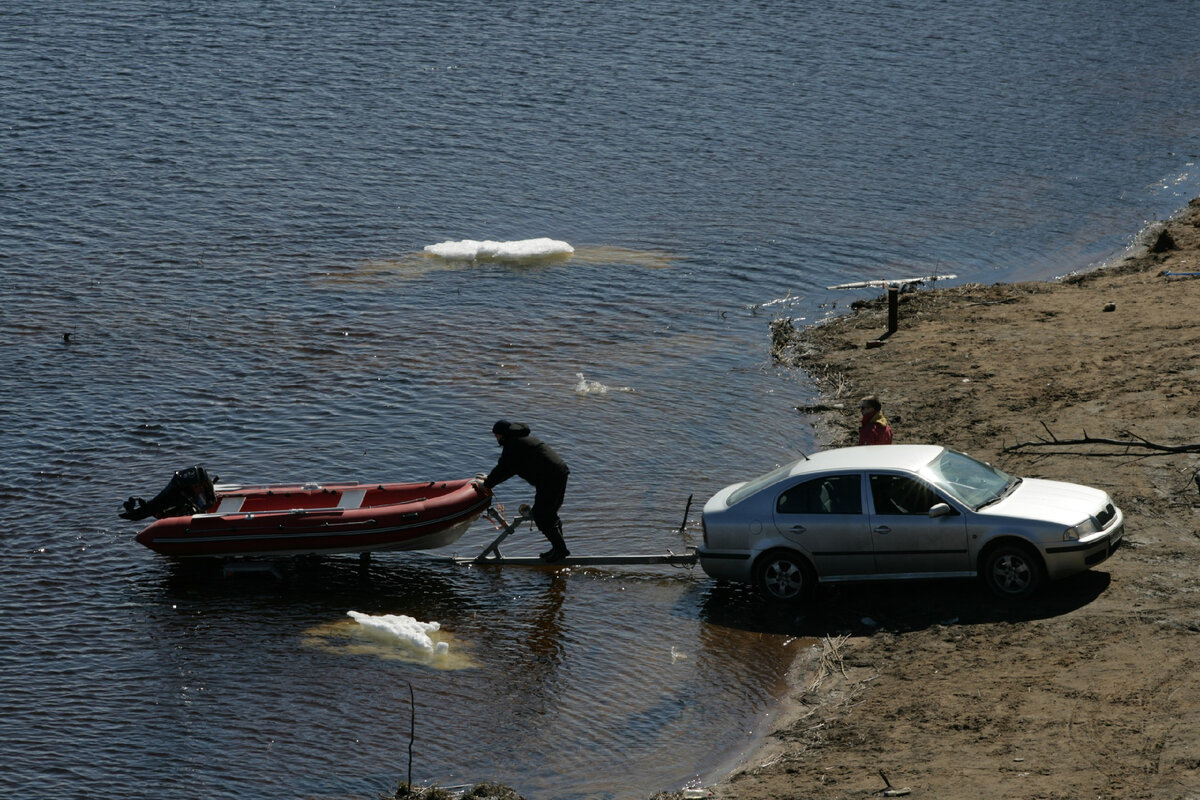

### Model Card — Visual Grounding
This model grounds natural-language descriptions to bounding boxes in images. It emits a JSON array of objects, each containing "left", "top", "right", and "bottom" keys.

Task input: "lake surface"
[{"left": 2, "top": 1, "right": 1199, "bottom": 798}]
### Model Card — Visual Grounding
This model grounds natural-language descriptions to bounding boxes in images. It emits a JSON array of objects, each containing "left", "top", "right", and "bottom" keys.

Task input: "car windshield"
[
  {"left": 924, "top": 449, "right": 1016, "bottom": 510},
  {"left": 726, "top": 460, "right": 803, "bottom": 507}
]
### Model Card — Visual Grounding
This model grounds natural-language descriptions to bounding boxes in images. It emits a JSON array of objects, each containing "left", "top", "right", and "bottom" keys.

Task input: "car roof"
[{"left": 786, "top": 444, "right": 946, "bottom": 476}]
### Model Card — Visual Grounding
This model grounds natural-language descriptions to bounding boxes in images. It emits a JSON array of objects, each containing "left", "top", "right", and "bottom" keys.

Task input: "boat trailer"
[
  {"left": 213, "top": 498, "right": 699, "bottom": 579},
  {"left": 453, "top": 501, "right": 699, "bottom": 568}
]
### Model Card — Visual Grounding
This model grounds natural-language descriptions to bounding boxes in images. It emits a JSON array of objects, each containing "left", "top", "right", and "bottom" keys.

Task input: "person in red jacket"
[{"left": 858, "top": 395, "right": 894, "bottom": 445}]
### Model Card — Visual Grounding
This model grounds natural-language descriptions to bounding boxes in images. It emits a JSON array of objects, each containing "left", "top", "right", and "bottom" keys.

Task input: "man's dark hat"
[{"left": 492, "top": 420, "right": 509, "bottom": 436}]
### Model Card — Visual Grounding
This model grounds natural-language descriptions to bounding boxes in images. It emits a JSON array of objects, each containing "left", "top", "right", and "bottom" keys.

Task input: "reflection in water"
[
  {"left": 524, "top": 572, "right": 568, "bottom": 670},
  {"left": 695, "top": 581, "right": 816, "bottom": 637},
  {"left": 324, "top": 245, "right": 676, "bottom": 285},
  {"left": 564, "top": 246, "right": 677, "bottom": 270}
]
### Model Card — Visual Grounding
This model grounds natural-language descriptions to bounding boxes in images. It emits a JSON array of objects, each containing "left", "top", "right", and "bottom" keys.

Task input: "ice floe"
[
  {"left": 347, "top": 610, "right": 449, "bottom": 655},
  {"left": 423, "top": 237, "right": 574, "bottom": 261}
]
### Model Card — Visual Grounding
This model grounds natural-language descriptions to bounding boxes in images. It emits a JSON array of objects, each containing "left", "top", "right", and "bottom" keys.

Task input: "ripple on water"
[{"left": 6, "top": 1, "right": 1200, "bottom": 797}]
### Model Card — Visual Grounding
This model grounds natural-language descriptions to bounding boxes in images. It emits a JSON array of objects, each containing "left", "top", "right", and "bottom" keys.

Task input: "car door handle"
[
  {"left": 789, "top": 525, "right": 807, "bottom": 533},
  {"left": 873, "top": 526, "right": 892, "bottom": 534}
]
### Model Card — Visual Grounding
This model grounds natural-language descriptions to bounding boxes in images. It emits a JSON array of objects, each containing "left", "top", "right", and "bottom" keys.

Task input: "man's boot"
[{"left": 540, "top": 520, "right": 570, "bottom": 562}]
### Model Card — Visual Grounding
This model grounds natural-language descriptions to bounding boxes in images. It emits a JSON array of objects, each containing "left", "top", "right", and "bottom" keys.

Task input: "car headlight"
[{"left": 1063, "top": 518, "right": 1099, "bottom": 541}]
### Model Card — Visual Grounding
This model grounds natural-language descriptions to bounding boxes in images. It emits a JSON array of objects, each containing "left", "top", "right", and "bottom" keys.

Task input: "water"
[{"left": 2, "top": 1, "right": 1199, "bottom": 798}]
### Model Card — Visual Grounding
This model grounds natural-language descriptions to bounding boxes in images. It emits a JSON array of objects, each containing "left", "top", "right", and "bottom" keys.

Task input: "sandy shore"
[{"left": 702, "top": 199, "right": 1200, "bottom": 799}]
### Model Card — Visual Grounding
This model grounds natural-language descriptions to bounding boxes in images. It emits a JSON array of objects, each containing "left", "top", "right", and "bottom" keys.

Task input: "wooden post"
[{"left": 887, "top": 286, "right": 899, "bottom": 334}]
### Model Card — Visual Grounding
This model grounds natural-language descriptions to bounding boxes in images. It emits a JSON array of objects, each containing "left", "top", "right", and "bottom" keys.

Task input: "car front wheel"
[
  {"left": 755, "top": 549, "right": 814, "bottom": 603},
  {"left": 981, "top": 542, "right": 1045, "bottom": 599}
]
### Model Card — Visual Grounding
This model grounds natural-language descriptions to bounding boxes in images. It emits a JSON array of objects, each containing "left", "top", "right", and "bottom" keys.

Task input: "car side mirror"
[{"left": 929, "top": 503, "right": 956, "bottom": 518}]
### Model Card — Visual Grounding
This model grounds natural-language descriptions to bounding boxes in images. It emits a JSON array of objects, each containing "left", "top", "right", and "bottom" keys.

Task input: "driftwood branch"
[{"left": 1004, "top": 425, "right": 1200, "bottom": 456}]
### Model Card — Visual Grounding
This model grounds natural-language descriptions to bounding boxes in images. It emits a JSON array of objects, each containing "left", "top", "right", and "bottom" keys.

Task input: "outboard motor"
[{"left": 120, "top": 466, "right": 218, "bottom": 521}]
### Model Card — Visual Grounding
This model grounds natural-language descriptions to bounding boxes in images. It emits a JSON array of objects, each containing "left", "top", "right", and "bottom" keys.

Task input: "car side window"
[
  {"left": 869, "top": 474, "right": 942, "bottom": 515},
  {"left": 777, "top": 475, "right": 862, "bottom": 515}
]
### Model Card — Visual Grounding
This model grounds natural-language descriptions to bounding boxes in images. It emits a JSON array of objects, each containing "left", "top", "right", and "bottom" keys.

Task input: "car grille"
[{"left": 1096, "top": 503, "right": 1116, "bottom": 528}]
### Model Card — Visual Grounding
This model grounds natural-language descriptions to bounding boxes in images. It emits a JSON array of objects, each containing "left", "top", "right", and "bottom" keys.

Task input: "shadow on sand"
[{"left": 695, "top": 570, "right": 1112, "bottom": 638}]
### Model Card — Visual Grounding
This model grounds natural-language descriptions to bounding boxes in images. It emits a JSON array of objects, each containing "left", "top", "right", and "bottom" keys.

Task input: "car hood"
[{"left": 980, "top": 477, "right": 1110, "bottom": 525}]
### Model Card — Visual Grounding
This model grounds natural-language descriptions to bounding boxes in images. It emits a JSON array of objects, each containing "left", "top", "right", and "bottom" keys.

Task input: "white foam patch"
[
  {"left": 347, "top": 611, "right": 450, "bottom": 654},
  {"left": 574, "top": 372, "right": 635, "bottom": 395},
  {"left": 423, "top": 237, "right": 574, "bottom": 261},
  {"left": 752, "top": 291, "right": 803, "bottom": 311}
]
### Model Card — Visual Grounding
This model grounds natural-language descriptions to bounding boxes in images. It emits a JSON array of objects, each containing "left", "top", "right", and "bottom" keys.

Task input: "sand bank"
[{"left": 706, "top": 198, "right": 1200, "bottom": 799}]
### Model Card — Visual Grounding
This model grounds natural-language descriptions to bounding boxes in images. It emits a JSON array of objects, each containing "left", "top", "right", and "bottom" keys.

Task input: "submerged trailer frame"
[{"left": 453, "top": 503, "right": 699, "bottom": 568}]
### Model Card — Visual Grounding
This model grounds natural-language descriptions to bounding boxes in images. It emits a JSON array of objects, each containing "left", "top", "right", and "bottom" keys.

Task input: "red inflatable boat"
[{"left": 121, "top": 467, "right": 491, "bottom": 558}]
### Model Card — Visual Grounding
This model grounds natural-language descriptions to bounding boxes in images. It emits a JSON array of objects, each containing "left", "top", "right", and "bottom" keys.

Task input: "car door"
[
  {"left": 867, "top": 473, "right": 970, "bottom": 576},
  {"left": 772, "top": 473, "right": 875, "bottom": 577}
]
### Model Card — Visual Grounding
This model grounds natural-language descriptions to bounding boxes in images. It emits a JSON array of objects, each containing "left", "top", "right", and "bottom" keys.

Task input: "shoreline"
[{"left": 702, "top": 198, "right": 1200, "bottom": 799}]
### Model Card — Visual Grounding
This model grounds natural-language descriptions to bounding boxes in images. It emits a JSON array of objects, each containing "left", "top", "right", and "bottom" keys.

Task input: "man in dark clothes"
[{"left": 479, "top": 420, "right": 571, "bottom": 562}]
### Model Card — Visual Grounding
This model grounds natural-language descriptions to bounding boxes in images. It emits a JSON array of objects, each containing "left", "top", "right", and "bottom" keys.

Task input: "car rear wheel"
[
  {"left": 981, "top": 542, "right": 1045, "bottom": 599},
  {"left": 755, "top": 549, "right": 815, "bottom": 603}
]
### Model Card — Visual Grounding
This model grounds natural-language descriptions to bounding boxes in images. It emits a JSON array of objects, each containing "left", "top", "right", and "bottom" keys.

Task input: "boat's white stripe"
[{"left": 216, "top": 496, "right": 245, "bottom": 513}]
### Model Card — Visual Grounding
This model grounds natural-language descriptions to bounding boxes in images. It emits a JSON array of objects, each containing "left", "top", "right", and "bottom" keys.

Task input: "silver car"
[{"left": 698, "top": 445, "right": 1123, "bottom": 602}]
